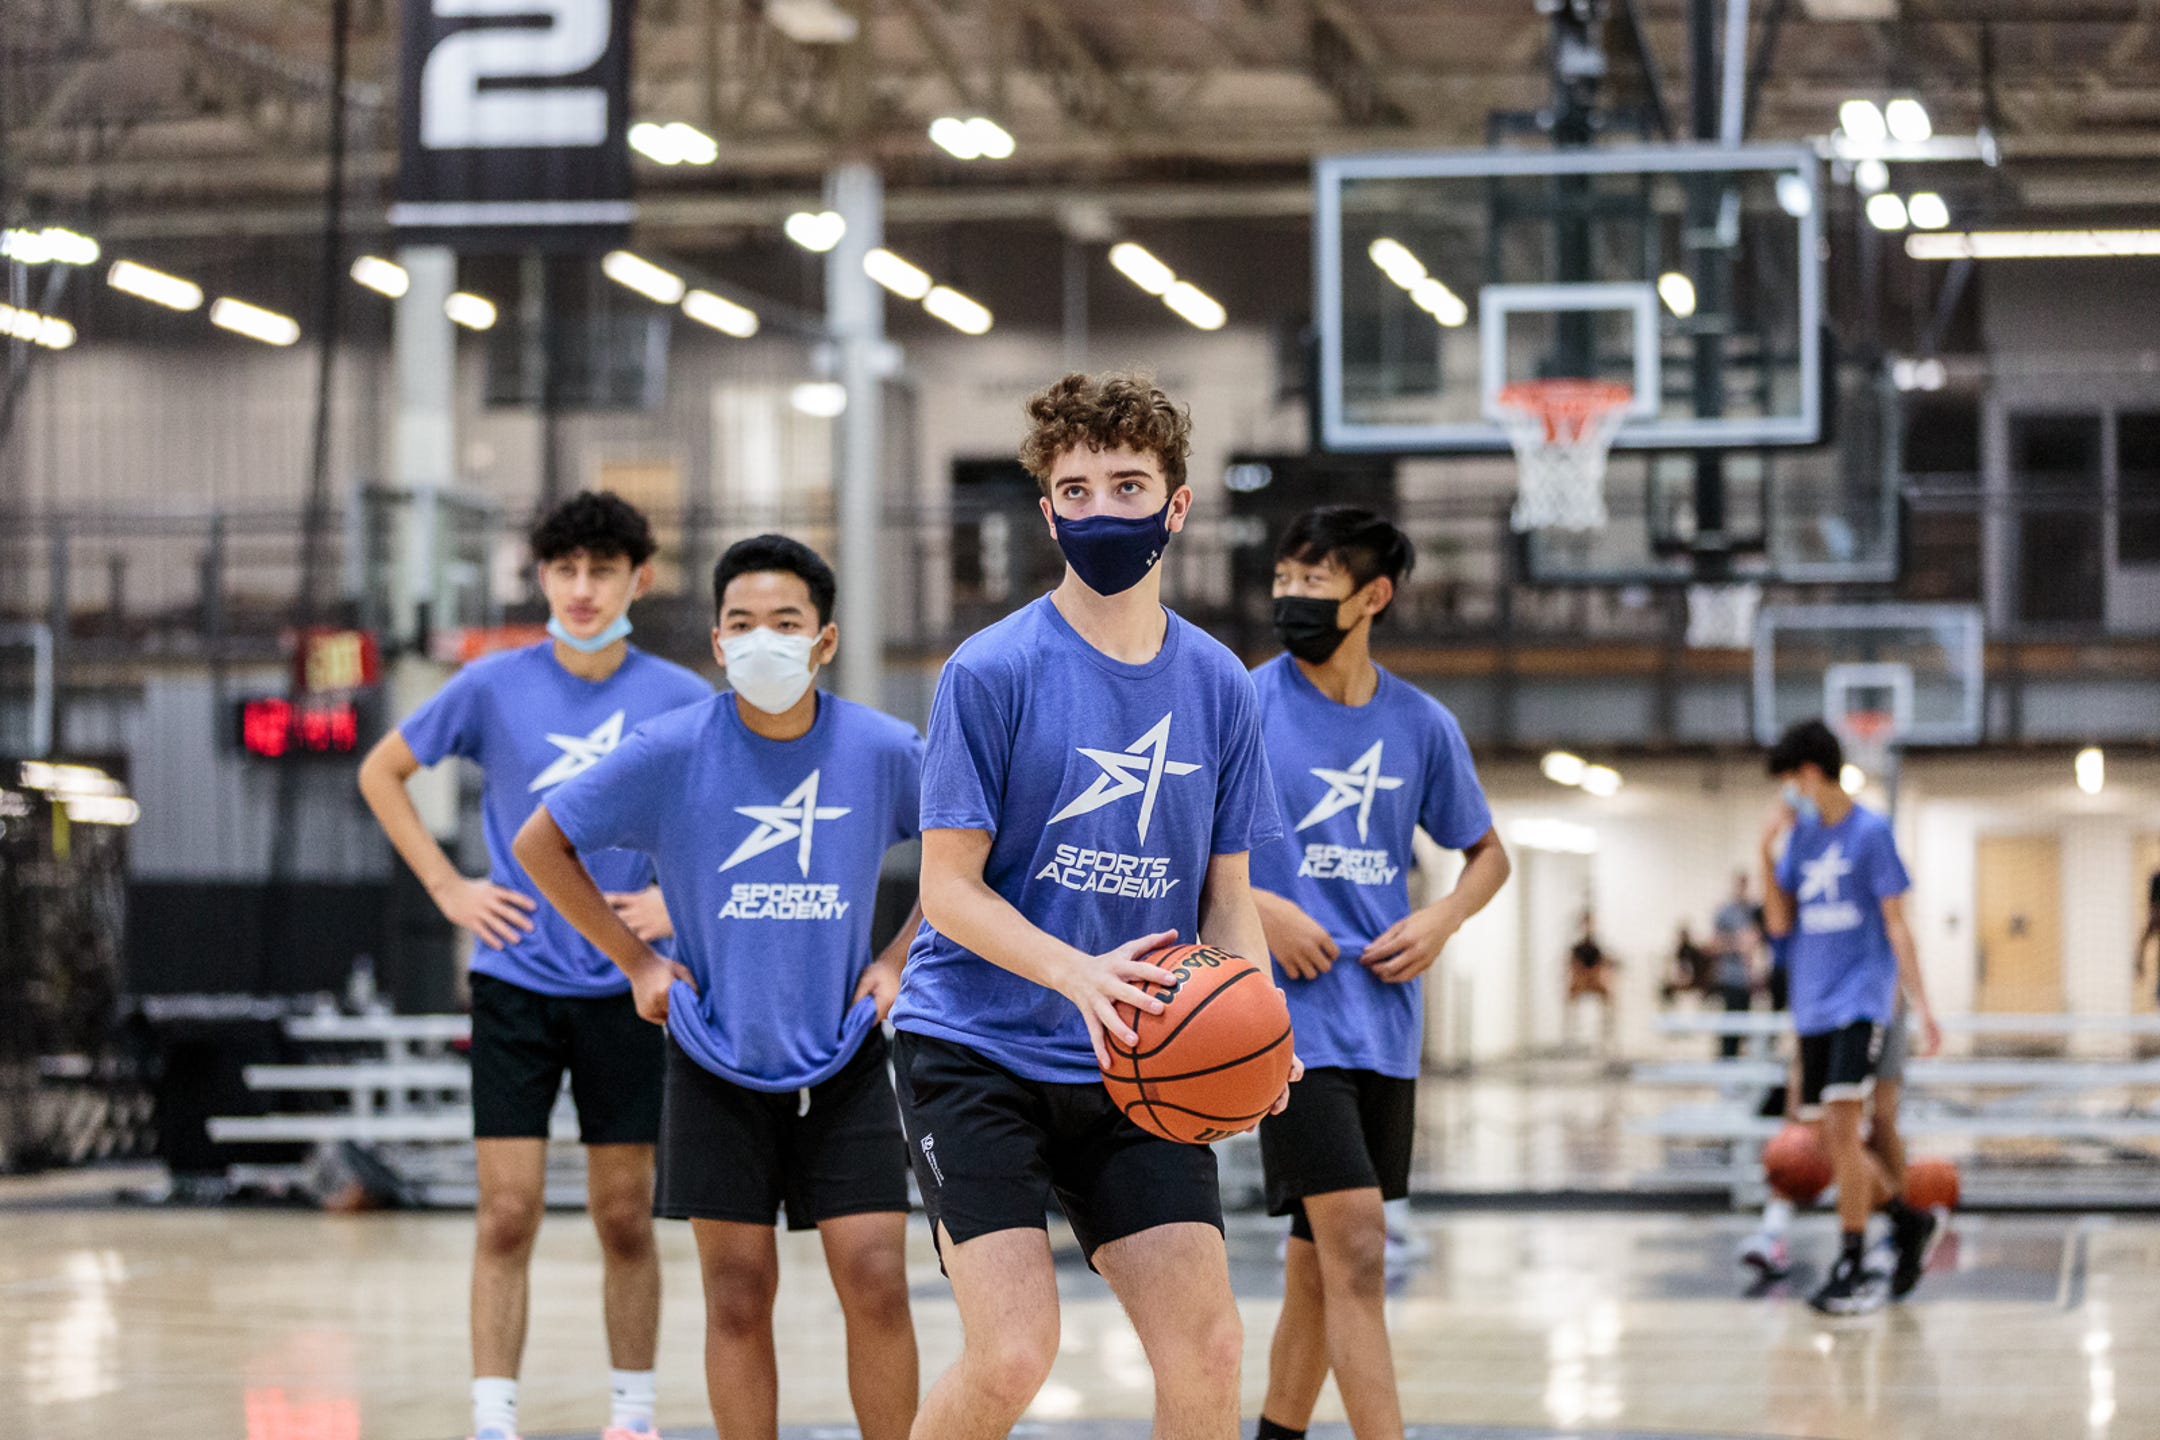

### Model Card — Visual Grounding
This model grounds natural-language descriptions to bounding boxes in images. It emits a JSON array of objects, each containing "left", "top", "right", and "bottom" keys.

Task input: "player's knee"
[
  {"left": 1319, "top": 1219, "right": 1389, "bottom": 1303},
  {"left": 474, "top": 1190, "right": 543, "bottom": 1259},
  {"left": 831, "top": 1242, "right": 911, "bottom": 1328},
  {"left": 701, "top": 1251, "right": 780, "bottom": 1335},
  {"left": 968, "top": 1319, "right": 1059, "bottom": 1411},
  {"left": 590, "top": 1195, "right": 654, "bottom": 1262},
  {"left": 1169, "top": 1304, "right": 1244, "bottom": 1393}
]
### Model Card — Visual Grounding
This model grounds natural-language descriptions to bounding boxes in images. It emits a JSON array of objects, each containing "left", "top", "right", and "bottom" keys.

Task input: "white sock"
[
  {"left": 1762, "top": 1197, "right": 1795, "bottom": 1238},
  {"left": 471, "top": 1376, "right": 518, "bottom": 1438},
  {"left": 608, "top": 1368, "right": 656, "bottom": 1432}
]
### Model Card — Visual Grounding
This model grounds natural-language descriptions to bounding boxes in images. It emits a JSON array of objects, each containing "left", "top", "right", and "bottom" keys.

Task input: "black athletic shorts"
[
  {"left": 892, "top": 1030, "right": 1223, "bottom": 1268},
  {"left": 1259, "top": 1065, "right": 1416, "bottom": 1242},
  {"left": 1796, "top": 1019, "right": 1884, "bottom": 1117},
  {"left": 655, "top": 1029, "right": 909, "bottom": 1229},
  {"left": 469, "top": 972, "right": 663, "bottom": 1145}
]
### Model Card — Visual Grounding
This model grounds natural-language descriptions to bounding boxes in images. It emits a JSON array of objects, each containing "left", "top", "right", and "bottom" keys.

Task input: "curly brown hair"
[{"left": 1018, "top": 371, "right": 1191, "bottom": 496}]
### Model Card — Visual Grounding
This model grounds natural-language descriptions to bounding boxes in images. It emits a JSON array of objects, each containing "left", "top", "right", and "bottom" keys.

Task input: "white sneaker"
[{"left": 1739, "top": 1230, "right": 1791, "bottom": 1280}]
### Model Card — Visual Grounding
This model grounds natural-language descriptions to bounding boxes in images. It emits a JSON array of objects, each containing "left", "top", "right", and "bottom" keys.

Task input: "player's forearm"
[
  {"left": 1759, "top": 855, "right": 1794, "bottom": 937},
  {"left": 1199, "top": 866, "right": 1268, "bottom": 967},
  {"left": 356, "top": 739, "right": 462, "bottom": 894},
  {"left": 919, "top": 864, "right": 1090, "bottom": 992},
  {"left": 513, "top": 808, "right": 666, "bottom": 981},
  {"left": 1888, "top": 919, "right": 1933, "bottom": 1018},
  {"left": 1437, "top": 829, "right": 1510, "bottom": 927}
]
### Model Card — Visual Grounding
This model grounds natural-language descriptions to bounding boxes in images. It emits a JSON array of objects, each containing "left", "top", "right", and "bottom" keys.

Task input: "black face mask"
[{"left": 1273, "top": 595, "right": 1352, "bottom": 664}]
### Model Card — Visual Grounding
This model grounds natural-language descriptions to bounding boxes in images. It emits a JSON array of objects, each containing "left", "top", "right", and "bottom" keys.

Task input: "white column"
[
  {"left": 391, "top": 245, "right": 460, "bottom": 838},
  {"left": 826, "top": 163, "right": 887, "bottom": 709}
]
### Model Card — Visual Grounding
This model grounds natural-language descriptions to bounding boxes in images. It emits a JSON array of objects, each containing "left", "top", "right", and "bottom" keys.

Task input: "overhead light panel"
[
  {"left": 1407, "top": 277, "right": 1467, "bottom": 326},
  {"left": 2075, "top": 747, "right": 2104, "bottom": 795},
  {"left": 863, "top": 248, "right": 932, "bottom": 300},
  {"left": 1884, "top": 98, "right": 1932, "bottom": 144},
  {"left": 602, "top": 250, "right": 686, "bottom": 304},
  {"left": 783, "top": 210, "right": 846, "bottom": 252},
  {"left": 1906, "top": 193, "right": 1950, "bottom": 231},
  {"left": 2, "top": 226, "right": 99, "bottom": 266},
  {"left": 1657, "top": 271, "right": 1698, "bottom": 318},
  {"left": 65, "top": 795, "right": 140, "bottom": 826},
  {"left": 1891, "top": 357, "right": 1946, "bottom": 392},
  {"left": 1839, "top": 764, "right": 1867, "bottom": 795},
  {"left": 1108, "top": 242, "right": 1176, "bottom": 296},
  {"left": 1163, "top": 281, "right": 1226, "bottom": 331},
  {"left": 929, "top": 116, "right": 1016, "bottom": 161},
  {"left": 350, "top": 255, "right": 410, "bottom": 298},
  {"left": 210, "top": 297, "right": 300, "bottom": 346},
  {"left": 0, "top": 302, "right": 75, "bottom": 350},
  {"left": 1775, "top": 172, "right": 1814, "bottom": 218},
  {"left": 682, "top": 288, "right": 760, "bottom": 338},
  {"left": 1865, "top": 193, "right": 1909, "bottom": 231},
  {"left": 923, "top": 285, "right": 994, "bottom": 335},
  {"left": 1579, "top": 764, "right": 1623, "bottom": 798},
  {"left": 1907, "top": 229, "right": 2160, "bottom": 261},
  {"left": 1367, "top": 237, "right": 1427, "bottom": 287},
  {"left": 789, "top": 381, "right": 848, "bottom": 418},
  {"left": 1853, "top": 158, "right": 1889, "bottom": 196},
  {"left": 108, "top": 259, "right": 203, "bottom": 312},
  {"left": 1540, "top": 751, "right": 1588, "bottom": 786},
  {"left": 445, "top": 292, "right": 497, "bottom": 330},
  {"left": 1838, "top": 99, "right": 1888, "bottom": 146},
  {"left": 628, "top": 120, "right": 718, "bottom": 166}
]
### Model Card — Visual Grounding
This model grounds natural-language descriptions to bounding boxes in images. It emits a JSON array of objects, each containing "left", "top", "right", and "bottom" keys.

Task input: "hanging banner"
[{"left": 390, "top": 0, "right": 637, "bottom": 249}]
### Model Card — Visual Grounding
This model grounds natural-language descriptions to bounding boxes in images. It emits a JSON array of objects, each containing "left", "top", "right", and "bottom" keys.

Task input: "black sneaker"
[
  {"left": 1890, "top": 1207, "right": 1941, "bottom": 1299},
  {"left": 1809, "top": 1253, "right": 1887, "bottom": 1316}
]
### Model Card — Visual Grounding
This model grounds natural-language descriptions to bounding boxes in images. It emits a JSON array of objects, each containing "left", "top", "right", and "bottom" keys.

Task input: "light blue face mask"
[
  {"left": 548, "top": 612, "right": 633, "bottom": 654},
  {"left": 1782, "top": 781, "right": 1820, "bottom": 825}
]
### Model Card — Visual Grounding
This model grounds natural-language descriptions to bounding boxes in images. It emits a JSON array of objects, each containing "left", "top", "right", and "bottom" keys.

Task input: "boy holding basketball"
[
  {"left": 890, "top": 371, "right": 1297, "bottom": 1440},
  {"left": 515, "top": 535, "right": 924, "bottom": 1440},
  {"left": 1248, "top": 507, "right": 1510, "bottom": 1440},
  {"left": 357, "top": 491, "right": 709, "bottom": 1440},
  {"left": 1760, "top": 719, "right": 1943, "bottom": 1315}
]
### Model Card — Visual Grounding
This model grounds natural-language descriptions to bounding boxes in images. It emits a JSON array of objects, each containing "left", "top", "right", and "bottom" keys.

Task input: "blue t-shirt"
[
  {"left": 398, "top": 642, "right": 710, "bottom": 997},
  {"left": 1247, "top": 655, "right": 1492, "bottom": 1078},
  {"left": 1774, "top": 803, "right": 1909, "bottom": 1035},
  {"left": 891, "top": 596, "right": 1283, "bottom": 1084},
  {"left": 545, "top": 691, "right": 922, "bottom": 1090}
]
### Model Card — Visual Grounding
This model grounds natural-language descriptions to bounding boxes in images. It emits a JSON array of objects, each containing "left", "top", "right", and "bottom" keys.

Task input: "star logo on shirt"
[
  {"left": 1293, "top": 740, "right": 1406, "bottom": 843},
  {"left": 720, "top": 770, "right": 852, "bottom": 877},
  {"left": 528, "top": 710, "right": 625, "bottom": 792},
  {"left": 1798, "top": 842, "right": 1853, "bottom": 904},
  {"left": 1048, "top": 711, "right": 1203, "bottom": 844}
]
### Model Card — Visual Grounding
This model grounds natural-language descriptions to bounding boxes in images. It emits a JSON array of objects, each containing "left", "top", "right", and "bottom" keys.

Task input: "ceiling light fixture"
[
  {"left": 1903, "top": 230, "right": 2160, "bottom": 261},
  {"left": 444, "top": 292, "right": 497, "bottom": 330},
  {"left": 1108, "top": 242, "right": 1176, "bottom": 296},
  {"left": 210, "top": 296, "right": 301, "bottom": 346},
  {"left": 1162, "top": 280, "right": 1226, "bottom": 331},
  {"left": 1906, "top": 193, "right": 1951, "bottom": 230},
  {"left": 602, "top": 250, "right": 687, "bottom": 304},
  {"left": 1884, "top": 98, "right": 1933, "bottom": 144},
  {"left": 783, "top": 211, "right": 847, "bottom": 253},
  {"left": 922, "top": 285, "right": 994, "bottom": 335},
  {"left": 1865, "top": 192, "right": 1909, "bottom": 231},
  {"left": 107, "top": 259, "right": 203, "bottom": 312},
  {"left": 350, "top": 255, "right": 410, "bottom": 298},
  {"left": 1838, "top": 99, "right": 1888, "bottom": 145},
  {"left": 682, "top": 288, "right": 760, "bottom": 338},
  {"left": 863, "top": 247, "right": 933, "bottom": 300},
  {"left": 1657, "top": 272, "right": 1698, "bottom": 318}
]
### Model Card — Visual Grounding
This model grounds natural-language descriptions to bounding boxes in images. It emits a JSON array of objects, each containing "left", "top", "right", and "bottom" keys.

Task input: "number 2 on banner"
[{"left": 421, "top": 0, "right": 611, "bottom": 150}]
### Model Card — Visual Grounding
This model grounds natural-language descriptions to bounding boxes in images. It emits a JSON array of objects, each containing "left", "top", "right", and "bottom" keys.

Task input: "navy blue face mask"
[{"left": 1052, "top": 499, "right": 1174, "bottom": 597}]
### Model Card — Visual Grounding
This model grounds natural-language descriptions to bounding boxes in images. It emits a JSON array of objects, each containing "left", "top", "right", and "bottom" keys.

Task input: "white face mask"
[{"left": 721, "top": 628, "right": 818, "bottom": 715}]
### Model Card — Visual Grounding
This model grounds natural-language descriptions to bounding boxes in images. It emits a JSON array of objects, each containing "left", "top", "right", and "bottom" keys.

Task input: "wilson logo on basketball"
[{"left": 1098, "top": 942, "right": 1294, "bottom": 1146}]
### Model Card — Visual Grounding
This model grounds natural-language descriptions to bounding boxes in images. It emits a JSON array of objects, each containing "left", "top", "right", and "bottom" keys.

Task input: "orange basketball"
[
  {"left": 1904, "top": 1156, "right": 1960, "bottom": 1211},
  {"left": 1100, "top": 943, "right": 1295, "bottom": 1145},
  {"left": 1763, "top": 1121, "right": 1833, "bottom": 1205}
]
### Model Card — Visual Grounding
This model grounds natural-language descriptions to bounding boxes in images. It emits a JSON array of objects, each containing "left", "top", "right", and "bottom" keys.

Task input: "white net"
[
  {"left": 1496, "top": 380, "right": 1633, "bottom": 532},
  {"left": 1685, "top": 582, "right": 1763, "bottom": 650}
]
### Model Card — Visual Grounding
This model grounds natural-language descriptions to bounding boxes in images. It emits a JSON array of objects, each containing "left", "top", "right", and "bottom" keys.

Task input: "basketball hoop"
[
  {"left": 1495, "top": 379, "right": 1633, "bottom": 532},
  {"left": 1834, "top": 710, "right": 1897, "bottom": 791},
  {"left": 1685, "top": 582, "right": 1763, "bottom": 651}
]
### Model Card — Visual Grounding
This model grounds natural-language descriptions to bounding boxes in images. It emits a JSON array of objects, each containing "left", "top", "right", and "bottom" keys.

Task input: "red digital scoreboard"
[{"left": 238, "top": 696, "right": 364, "bottom": 758}]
